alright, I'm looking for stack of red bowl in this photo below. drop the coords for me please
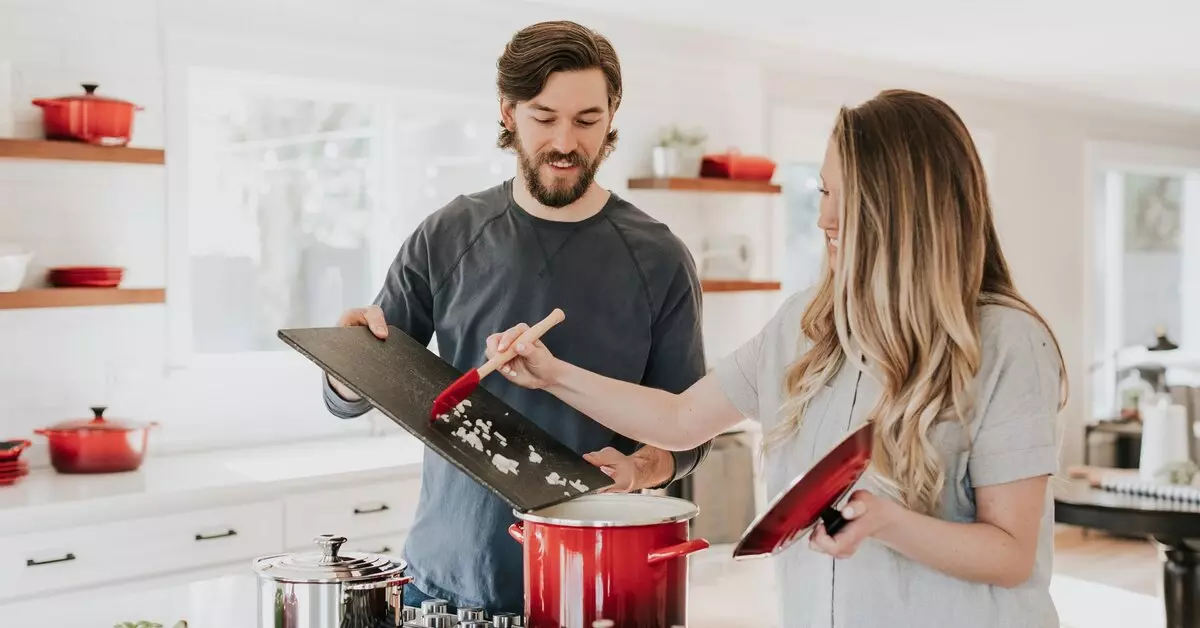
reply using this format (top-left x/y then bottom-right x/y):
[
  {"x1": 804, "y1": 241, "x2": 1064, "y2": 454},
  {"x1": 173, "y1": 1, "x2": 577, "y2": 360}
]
[
  {"x1": 47, "y1": 266, "x2": 124, "y2": 288},
  {"x1": 0, "y1": 440, "x2": 31, "y2": 487}
]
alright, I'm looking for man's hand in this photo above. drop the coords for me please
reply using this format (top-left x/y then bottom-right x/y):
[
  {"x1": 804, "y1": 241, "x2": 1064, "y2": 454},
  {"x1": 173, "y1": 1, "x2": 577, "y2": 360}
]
[
  {"x1": 583, "y1": 446, "x2": 674, "y2": 493},
  {"x1": 327, "y1": 305, "x2": 389, "y2": 402}
]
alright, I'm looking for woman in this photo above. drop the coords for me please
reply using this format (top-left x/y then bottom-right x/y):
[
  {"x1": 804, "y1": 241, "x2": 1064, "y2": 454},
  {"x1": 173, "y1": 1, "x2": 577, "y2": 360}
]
[{"x1": 487, "y1": 89, "x2": 1067, "y2": 628}]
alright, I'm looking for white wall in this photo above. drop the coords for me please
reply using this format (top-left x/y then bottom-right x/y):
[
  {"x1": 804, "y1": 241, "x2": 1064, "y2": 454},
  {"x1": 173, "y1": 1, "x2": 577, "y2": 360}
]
[{"x1": 3, "y1": 0, "x2": 1200, "y2": 468}]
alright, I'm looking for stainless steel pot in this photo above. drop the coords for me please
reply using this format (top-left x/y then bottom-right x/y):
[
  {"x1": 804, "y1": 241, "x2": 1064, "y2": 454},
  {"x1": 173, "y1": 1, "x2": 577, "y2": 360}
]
[{"x1": 252, "y1": 534, "x2": 412, "y2": 628}]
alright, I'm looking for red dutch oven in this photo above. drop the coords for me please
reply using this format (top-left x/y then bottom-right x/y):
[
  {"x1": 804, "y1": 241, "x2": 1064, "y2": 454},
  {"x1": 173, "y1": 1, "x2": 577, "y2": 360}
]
[
  {"x1": 508, "y1": 493, "x2": 710, "y2": 628},
  {"x1": 35, "y1": 406, "x2": 158, "y2": 474},
  {"x1": 32, "y1": 84, "x2": 142, "y2": 147}
]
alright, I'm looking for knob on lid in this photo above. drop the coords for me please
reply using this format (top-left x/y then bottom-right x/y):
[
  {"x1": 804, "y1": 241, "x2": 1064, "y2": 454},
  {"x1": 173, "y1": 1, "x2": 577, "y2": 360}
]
[{"x1": 252, "y1": 534, "x2": 406, "y2": 583}]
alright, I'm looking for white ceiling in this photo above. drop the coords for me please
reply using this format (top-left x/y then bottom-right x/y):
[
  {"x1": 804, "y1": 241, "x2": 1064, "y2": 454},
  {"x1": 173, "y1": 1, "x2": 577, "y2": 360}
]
[{"x1": 526, "y1": 0, "x2": 1200, "y2": 114}]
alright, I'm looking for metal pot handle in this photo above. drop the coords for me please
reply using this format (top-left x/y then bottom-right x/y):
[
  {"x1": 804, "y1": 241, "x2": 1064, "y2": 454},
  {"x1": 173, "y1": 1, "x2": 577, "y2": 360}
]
[
  {"x1": 647, "y1": 538, "x2": 710, "y2": 565},
  {"x1": 507, "y1": 522, "x2": 524, "y2": 545},
  {"x1": 347, "y1": 574, "x2": 414, "y2": 591}
]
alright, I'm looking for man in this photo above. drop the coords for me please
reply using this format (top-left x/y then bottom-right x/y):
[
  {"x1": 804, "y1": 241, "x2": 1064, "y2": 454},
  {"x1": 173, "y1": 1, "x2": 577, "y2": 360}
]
[{"x1": 323, "y1": 20, "x2": 711, "y2": 614}]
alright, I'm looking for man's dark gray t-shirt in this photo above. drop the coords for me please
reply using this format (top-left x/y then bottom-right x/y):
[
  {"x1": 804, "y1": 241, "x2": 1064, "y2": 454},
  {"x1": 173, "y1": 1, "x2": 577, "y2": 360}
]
[{"x1": 323, "y1": 179, "x2": 709, "y2": 613}]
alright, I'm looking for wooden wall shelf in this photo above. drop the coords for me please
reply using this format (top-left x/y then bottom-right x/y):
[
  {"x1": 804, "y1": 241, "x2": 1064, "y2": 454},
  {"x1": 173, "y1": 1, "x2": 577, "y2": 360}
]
[
  {"x1": 0, "y1": 139, "x2": 165, "y2": 165},
  {"x1": 0, "y1": 288, "x2": 166, "y2": 310},
  {"x1": 701, "y1": 280, "x2": 782, "y2": 293},
  {"x1": 628, "y1": 177, "x2": 781, "y2": 194}
]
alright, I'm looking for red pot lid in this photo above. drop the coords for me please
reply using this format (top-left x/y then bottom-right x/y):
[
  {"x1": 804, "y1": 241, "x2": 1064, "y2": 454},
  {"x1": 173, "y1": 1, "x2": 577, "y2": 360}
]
[
  {"x1": 37, "y1": 84, "x2": 137, "y2": 106},
  {"x1": 41, "y1": 406, "x2": 150, "y2": 432},
  {"x1": 733, "y1": 421, "x2": 874, "y2": 559}
]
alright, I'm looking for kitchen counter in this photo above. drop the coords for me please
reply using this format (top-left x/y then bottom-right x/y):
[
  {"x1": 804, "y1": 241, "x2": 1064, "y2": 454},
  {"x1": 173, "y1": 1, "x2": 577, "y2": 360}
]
[
  {"x1": 0, "y1": 541, "x2": 782, "y2": 628},
  {"x1": 0, "y1": 433, "x2": 426, "y2": 535}
]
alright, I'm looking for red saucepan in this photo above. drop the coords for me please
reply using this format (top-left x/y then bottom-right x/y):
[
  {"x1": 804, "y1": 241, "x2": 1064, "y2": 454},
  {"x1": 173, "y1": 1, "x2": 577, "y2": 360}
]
[
  {"x1": 508, "y1": 493, "x2": 710, "y2": 628},
  {"x1": 32, "y1": 84, "x2": 142, "y2": 147},
  {"x1": 35, "y1": 406, "x2": 158, "y2": 473},
  {"x1": 733, "y1": 420, "x2": 874, "y2": 559}
]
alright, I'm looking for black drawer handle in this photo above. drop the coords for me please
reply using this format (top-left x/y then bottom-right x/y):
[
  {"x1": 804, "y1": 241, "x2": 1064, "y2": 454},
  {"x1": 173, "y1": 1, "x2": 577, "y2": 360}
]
[
  {"x1": 353, "y1": 504, "x2": 390, "y2": 515},
  {"x1": 195, "y1": 529, "x2": 238, "y2": 541},
  {"x1": 27, "y1": 553, "x2": 76, "y2": 567}
]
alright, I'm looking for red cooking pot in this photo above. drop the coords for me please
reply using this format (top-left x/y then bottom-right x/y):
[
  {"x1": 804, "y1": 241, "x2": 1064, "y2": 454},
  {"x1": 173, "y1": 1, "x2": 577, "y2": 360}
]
[
  {"x1": 32, "y1": 84, "x2": 142, "y2": 147},
  {"x1": 508, "y1": 493, "x2": 710, "y2": 628},
  {"x1": 35, "y1": 406, "x2": 158, "y2": 473}
]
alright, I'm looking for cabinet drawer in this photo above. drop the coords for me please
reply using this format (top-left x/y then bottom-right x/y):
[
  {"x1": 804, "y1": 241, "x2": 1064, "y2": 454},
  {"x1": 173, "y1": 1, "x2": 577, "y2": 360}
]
[
  {"x1": 283, "y1": 478, "x2": 419, "y2": 550},
  {"x1": 0, "y1": 500, "x2": 282, "y2": 601},
  {"x1": 344, "y1": 532, "x2": 410, "y2": 560}
]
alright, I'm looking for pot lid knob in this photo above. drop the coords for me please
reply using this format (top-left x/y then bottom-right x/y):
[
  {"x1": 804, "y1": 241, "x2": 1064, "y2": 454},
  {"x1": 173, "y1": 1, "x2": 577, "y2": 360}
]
[
  {"x1": 90, "y1": 406, "x2": 107, "y2": 422},
  {"x1": 82, "y1": 83, "x2": 98, "y2": 94},
  {"x1": 314, "y1": 534, "x2": 347, "y2": 564}
]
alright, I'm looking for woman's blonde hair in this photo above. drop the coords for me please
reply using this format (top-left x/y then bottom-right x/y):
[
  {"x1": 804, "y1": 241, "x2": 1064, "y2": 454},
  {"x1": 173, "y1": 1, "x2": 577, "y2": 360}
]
[{"x1": 771, "y1": 89, "x2": 1068, "y2": 515}]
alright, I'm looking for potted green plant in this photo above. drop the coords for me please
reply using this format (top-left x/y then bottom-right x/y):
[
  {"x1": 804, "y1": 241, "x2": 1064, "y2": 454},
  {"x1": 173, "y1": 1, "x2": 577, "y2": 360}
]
[{"x1": 652, "y1": 125, "x2": 707, "y2": 178}]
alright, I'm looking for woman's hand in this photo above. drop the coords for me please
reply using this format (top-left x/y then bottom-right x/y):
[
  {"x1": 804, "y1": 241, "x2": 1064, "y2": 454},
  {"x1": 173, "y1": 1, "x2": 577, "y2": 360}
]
[
  {"x1": 485, "y1": 323, "x2": 562, "y2": 390},
  {"x1": 808, "y1": 489, "x2": 900, "y2": 559}
]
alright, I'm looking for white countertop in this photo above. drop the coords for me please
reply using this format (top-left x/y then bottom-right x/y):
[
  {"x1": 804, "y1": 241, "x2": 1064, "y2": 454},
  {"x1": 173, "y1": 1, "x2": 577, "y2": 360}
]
[
  {"x1": 0, "y1": 420, "x2": 760, "y2": 536},
  {"x1": 0, "y1": 433, "x2": 426, "y2": 535}
]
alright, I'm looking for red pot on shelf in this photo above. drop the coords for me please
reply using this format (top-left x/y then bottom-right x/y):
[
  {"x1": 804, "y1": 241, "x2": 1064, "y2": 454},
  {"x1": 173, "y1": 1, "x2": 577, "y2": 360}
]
[
  {"x1": 700, "y1": 151, "x2": 777, "y2": 181},
  {"x1": 32, "y1": 84, "x2": 142, "y2": 147},
  {"x1": 35, "y1": 406, "x2": 157, "y2": 473},
  {"x1": 507, "y1": 493, "x2": 710, "y2": 628}
]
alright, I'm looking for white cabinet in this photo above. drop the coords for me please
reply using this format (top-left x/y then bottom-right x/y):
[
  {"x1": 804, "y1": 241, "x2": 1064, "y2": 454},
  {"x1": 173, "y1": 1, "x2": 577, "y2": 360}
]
[
  {"x1": 345, "y1": 532, "x2": 410, "y2": 560},
  {"x1": 283, "y1": 478, "x2": 420, "y2": 550},
  {"x1": 0, "y1": 500, "x2": 282, "y2": 602},
  {"x1": 0, "y1": 436, "x2": 425, "y2": 613}
]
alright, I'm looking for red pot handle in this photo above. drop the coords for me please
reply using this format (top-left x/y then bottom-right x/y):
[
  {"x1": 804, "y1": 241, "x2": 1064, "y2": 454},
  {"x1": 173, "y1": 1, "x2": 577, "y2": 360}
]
[
  {"x1": 647, "y1": 538, "x2": 710, "y2": 565},
  {"x1": 508, "y1": 522, "x2": 525, "y2": 545}
]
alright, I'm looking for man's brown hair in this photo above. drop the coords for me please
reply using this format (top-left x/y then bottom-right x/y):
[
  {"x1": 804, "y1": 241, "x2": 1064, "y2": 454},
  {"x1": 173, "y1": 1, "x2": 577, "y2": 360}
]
[{"x1": 496, "y1": 20, "x2": 622, "y2": 151}]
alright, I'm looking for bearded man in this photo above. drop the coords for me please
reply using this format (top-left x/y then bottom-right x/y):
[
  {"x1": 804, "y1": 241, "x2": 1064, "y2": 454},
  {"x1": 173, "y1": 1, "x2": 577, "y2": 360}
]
[{"x1": 323, "y1": 20, "x2": 711, "y2": 615}]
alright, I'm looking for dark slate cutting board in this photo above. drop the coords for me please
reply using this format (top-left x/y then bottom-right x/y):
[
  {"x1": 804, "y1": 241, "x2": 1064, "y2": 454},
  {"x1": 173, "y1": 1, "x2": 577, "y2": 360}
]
[{"x1": 278, "y1": 325, "x2": 613, "y2": 513}]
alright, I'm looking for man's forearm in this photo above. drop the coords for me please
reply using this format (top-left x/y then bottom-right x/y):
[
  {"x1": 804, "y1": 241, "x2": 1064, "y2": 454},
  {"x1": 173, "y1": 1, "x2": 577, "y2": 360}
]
[
  {"x1": 323, "y1": 373, "x2": 372, "y2": 419},
  {"x1": 327, "y1": 373, "x2": 361, "y2": 402}
]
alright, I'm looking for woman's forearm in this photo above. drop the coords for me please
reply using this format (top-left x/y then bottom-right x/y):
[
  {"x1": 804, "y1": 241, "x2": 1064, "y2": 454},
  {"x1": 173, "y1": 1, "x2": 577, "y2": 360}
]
[
  {"x1": 544, "y1": 359, "x2": 707, "y2": 451},
  {"x1": 875, "y1": 506, "x2": 1035, "y2": 588}
]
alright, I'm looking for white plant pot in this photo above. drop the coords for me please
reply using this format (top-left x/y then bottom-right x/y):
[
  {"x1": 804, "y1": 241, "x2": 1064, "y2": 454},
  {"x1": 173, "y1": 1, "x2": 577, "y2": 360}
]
[{"x1": 652, "y1": 146, "x2": 680, "y2": 178}]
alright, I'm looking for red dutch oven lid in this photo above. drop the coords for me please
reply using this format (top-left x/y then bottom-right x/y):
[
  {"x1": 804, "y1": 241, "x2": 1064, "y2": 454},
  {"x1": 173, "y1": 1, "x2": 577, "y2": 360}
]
[
  {"x1": 33, "y1": 84, "x2": 141, "y2": 108},
  {"x1": 39, "y1": 406, "x2": 152, "y2": 433},
  {"x1": 733, "y1": 421, "x2": 874, "y2": 559}
]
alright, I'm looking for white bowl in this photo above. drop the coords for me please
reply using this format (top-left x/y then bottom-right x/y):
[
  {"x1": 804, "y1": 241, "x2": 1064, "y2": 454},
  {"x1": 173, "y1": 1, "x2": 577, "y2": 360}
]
[{"x1": 0, "y1": 248, "x2": 32, "y2": 292}]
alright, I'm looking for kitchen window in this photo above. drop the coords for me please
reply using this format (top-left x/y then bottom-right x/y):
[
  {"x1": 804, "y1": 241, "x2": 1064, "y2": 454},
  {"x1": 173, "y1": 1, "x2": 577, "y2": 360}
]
[
  {"x1": 177, "y1": 69, "x2": 513, "y2": 363},
  {"x1": 1087, "y1": 143, "x2": 1200, "y2": 420}
]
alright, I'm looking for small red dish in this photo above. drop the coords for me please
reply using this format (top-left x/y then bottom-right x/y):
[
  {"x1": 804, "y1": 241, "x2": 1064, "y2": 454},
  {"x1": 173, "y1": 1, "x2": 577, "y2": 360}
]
[
  {"x1": 48, "y1": 266, "x2": 124, "y2": 288},
  {"x1": 0, "y1": 439, "x2": 31, "y2": 462},
  {"x1": 0, "y1": 460, "x2": 27, "y2": 486},
  {"x1": 733, "y1": 421, "x2": 874, "y2": 559}
]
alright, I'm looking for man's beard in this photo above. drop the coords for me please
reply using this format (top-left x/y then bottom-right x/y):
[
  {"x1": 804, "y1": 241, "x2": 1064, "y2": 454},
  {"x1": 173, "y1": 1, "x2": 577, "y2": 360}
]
[{"x1": 515, "y1": 135, "x2": 603, "y2": 209}]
